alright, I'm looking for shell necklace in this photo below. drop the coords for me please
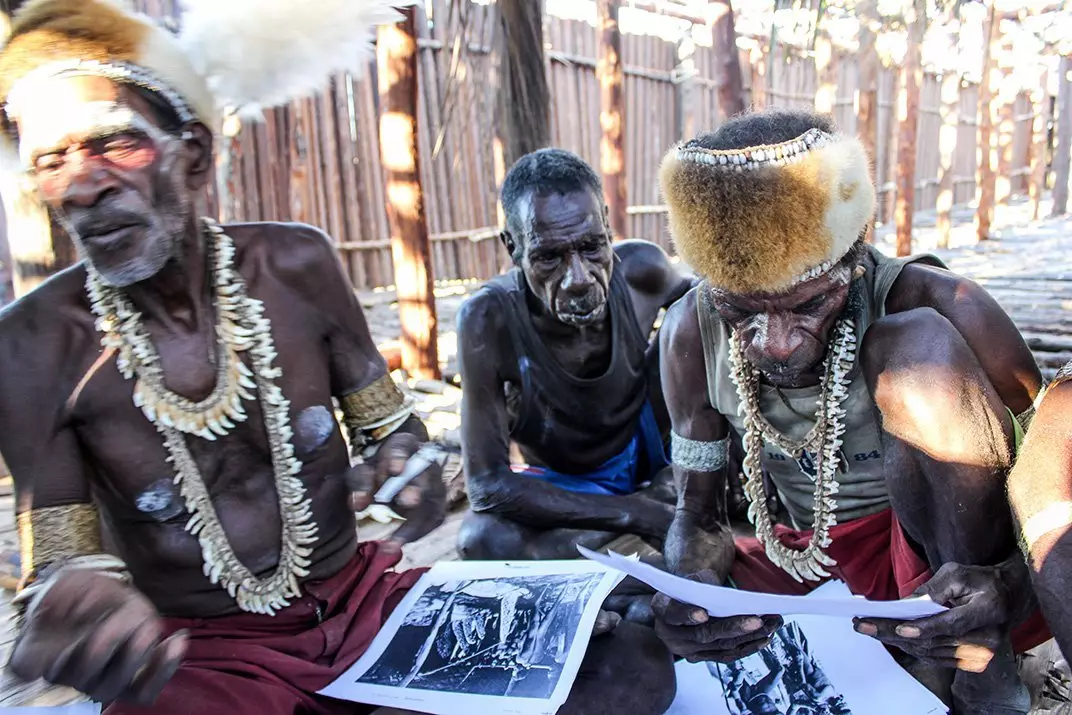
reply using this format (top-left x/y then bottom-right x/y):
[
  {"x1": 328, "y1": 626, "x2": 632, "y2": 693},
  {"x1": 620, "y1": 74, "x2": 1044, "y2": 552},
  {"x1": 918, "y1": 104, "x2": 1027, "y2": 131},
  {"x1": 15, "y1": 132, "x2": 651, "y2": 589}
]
[
  {"x1": 86, "y1": 219, "x2": 318, "y2": 614},
  {"x1": 727, "y1": 316, "x2": 857, "y2": 583}
]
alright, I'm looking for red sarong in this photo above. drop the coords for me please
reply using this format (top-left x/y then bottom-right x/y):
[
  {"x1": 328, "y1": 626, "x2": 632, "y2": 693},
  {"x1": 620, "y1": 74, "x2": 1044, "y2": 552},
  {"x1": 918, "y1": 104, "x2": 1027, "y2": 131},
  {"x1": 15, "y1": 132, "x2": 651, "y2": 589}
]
[
  {"x1": 106, "y1": 540, "x2": 424, "y2": 715},
  {"x1": 730, "y1": 508, "x2": 1049, "y2": 653}
]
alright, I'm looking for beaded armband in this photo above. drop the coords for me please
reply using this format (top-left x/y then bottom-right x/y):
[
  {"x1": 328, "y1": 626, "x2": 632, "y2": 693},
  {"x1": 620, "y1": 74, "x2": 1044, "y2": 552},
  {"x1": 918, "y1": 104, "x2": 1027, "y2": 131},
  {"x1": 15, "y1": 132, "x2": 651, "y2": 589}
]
[
  {"x1": 340, "y1": 374, "x2": 416, "y2": 454},
  {"x1": 17, "y1": 504, "x2": 103, "y2": 586},
  {"x1": 671, "y1": 433, "x2": 729, "y2": 473}
]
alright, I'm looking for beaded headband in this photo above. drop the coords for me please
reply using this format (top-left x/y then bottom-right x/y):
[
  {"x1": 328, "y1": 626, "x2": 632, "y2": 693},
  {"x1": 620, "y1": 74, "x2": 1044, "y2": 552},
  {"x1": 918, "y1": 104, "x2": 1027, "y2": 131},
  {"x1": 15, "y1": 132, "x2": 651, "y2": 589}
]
[
  {"x1": 659, "y1": 122, "x2": 875, "y2": 295},
  {"x1": 5, "y1": 59, "x2": 197, "y2": 126}
]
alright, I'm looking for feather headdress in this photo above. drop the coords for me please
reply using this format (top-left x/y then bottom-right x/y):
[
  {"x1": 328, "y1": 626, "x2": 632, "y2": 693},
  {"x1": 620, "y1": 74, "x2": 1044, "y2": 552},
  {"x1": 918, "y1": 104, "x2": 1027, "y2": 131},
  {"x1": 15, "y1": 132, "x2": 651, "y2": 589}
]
[
  {"x1": 179, "y1": 0, "x2": 417, "y2": 119},
  {"x1": 0, "y1": 0, "x2": 417, "y2": 133}
]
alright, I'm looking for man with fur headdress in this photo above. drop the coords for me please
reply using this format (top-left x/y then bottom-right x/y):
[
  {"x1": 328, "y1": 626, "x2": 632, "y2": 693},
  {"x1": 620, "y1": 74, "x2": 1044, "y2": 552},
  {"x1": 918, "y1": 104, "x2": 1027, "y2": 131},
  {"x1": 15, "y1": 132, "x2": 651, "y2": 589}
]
[
  {"x1": 0, "y1": 1, "x2": 675, "y2": 713},
  {"x1": 650, "y1": 108, "x2": 1049, "y2": 713}
]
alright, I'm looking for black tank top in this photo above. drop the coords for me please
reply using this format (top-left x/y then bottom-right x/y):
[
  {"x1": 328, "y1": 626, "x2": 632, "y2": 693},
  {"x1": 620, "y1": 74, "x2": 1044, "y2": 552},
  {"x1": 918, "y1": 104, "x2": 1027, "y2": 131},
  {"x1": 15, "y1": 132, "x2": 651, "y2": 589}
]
[{"x1": 481, "y1": 262, "x2": 651, "y2": 473}]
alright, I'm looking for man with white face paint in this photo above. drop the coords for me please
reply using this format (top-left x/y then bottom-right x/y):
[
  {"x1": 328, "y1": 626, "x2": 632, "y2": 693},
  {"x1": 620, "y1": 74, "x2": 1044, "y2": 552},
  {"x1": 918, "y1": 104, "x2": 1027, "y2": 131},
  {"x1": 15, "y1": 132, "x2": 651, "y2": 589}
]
[
  {"x1": 651, "y1": 109, "x2": 1053, "y2": 713},
  {"x1": 0, "y1": 4, "x2": 676, "y2": 713},
  {"x1": 456, "y1": 150, "x2": 694, "y2": 617}
]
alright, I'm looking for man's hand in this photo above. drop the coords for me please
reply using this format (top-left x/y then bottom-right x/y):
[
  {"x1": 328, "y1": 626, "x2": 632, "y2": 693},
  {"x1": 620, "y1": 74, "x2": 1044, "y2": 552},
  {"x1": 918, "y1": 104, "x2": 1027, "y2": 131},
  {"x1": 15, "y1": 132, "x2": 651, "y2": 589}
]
[
  {"x1": 347, "y1": 431, "x2": 446, "y2": 544},
  {"x1": 10, "y1": 569, "x2": 186, "y2": 705},
  {"x1": 651, "y1": 569, "x2": 783, "y2": 663},
  {"x1": 853, "y1": 562, "x2": 1011, "y2": 673}
]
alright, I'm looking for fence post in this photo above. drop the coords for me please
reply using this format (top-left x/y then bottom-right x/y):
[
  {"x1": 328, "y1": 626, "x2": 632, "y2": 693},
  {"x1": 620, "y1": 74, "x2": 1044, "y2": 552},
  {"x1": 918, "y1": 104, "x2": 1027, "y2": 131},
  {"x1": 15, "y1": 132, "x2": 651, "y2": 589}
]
[
  {"x1": 377, "y1": 9, "x2": 440, "y2": 381},
  {"x1": 995, "y1": 72, "x2": 1016, "y2": 206},
  {"x1": 710, "y1": 0, "x2": 745, "y2": 118},
  {"x1": 1053, "y1": 56, "x2": 1072, "y2": 216},
  {"x1": 894, "y1": 0, "x2": 924, "y2": 257},
  {"x1": 936, "y1": 73, "x2": 961, "y2": 248},
  {"x1": 597, "y1": 0, "x2": 628, "y2": 239},
  {"x1": 1029, "y1": 67, "x2": 1050, "y2": 221},
  {"x1": 974, "y1": 0, "x2": 999, "y2": 240},
  {"x1": 674, "y1": 33, "x2": 697, "y2": 140},
  {"x1": 814, "y1": 33, "x2": 837, "y2": 116}
]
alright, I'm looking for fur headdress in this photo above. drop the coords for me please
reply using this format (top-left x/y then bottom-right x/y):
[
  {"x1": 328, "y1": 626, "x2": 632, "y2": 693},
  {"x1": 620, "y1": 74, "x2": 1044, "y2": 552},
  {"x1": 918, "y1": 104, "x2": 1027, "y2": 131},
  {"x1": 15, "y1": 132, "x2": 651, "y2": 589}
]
[
  {"x1": 659, "y1": 126, "x2": 876, "y2": 295},
  {"x1": 0, "y1": 0, "x2": 416, "y2": 147}
]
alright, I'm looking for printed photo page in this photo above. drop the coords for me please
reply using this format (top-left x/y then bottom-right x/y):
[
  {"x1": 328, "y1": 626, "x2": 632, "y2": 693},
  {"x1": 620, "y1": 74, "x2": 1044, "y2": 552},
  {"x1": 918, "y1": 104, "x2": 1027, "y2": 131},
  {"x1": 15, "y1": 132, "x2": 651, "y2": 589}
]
[
  {"x1": 667, "y1": 581, "x2": 949, "y2": 715},
  {"x1": 319, "y1": 559, "x2": 623, "y2": 715}
]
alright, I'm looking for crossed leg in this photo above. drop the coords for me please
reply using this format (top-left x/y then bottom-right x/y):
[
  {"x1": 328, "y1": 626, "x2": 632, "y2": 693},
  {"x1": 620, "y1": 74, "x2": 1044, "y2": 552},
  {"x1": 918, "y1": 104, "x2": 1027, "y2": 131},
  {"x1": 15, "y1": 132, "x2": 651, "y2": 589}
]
[{"x1": 863, "y1": 307, "x2": 1029, "y2": 713}]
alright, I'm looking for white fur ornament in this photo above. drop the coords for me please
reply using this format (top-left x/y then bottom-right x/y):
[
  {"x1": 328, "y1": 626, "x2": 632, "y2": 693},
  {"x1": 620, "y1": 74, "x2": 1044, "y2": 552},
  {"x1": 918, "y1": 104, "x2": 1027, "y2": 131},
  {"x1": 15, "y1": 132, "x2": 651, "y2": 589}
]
[{"x1": 178, "y1": 0, "x2": 418, "y2": 119}]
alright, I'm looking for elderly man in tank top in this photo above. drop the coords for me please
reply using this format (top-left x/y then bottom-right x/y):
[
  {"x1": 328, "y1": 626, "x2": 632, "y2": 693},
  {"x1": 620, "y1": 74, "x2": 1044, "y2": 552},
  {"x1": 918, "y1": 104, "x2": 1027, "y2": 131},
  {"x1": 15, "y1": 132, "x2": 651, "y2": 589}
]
[
  {"x1": 456, "y1": 149, "x2": 693, "y2": 579},
  {"x1": 651, "y1": 108, "x2": 1048, "y2": 713}
]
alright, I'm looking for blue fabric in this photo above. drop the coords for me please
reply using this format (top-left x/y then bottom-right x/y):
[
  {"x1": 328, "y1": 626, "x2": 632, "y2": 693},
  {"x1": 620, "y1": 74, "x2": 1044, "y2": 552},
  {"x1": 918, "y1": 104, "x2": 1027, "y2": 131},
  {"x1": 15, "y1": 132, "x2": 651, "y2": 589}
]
[{"x1": 520, "y1": 402, "x2": 670, "y2": 496}]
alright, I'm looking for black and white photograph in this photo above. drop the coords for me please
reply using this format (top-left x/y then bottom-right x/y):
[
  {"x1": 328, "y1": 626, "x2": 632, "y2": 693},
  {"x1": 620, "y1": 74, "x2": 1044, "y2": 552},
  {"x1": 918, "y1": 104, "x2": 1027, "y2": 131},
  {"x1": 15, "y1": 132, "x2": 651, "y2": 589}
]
[
  {"x1": 320, "y1": 560, "x2": 622, "y2": 715},
  {"x1": 357, "y1": 572, "x2": 602, "y2": 697},
  {"x1": 666, "y1": 581, "x2": 948, "y2": 715},
  {"x1": 710, "y1": 622, "x2": 851, "y2": 715}
]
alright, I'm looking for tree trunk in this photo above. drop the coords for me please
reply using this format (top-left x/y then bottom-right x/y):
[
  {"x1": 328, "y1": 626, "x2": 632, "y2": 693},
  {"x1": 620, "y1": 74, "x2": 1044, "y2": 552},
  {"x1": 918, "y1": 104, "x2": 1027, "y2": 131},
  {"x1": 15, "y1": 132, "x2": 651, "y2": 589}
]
[
  {"x1": 1052, "y1": 55, "x2": 1072, "y2": 216},
  {"x1": 935, "y1": 72, "x2": 961, "y2": 248},
  {"x1": 975, "y1": 0, "x2": 999, "y2": 238},
  {"x1": 1029, "y1": 69, "x2": 1050, "y2": 221},
  {"x1": 597, "y1": 0, "x2": 628, "y2": 239},
  {"x1": 493, "y1": 0, "x2": 551, "y2": 175},
  {"x1": 710, "y1": 0, "x2": 745, "y2": 119},
  {"x1": 894, "y1": 0, "x2": 925, "y2": 257},
  {"x1": 377, "y1": 9, "x2": 440, "y2": 381}
]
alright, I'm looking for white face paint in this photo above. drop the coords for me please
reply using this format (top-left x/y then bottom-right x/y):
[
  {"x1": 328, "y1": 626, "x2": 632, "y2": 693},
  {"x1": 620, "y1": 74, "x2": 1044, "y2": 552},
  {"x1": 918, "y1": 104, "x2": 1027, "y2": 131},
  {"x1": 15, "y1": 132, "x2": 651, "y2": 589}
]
[{"x1": 17, "y1": 101, "x2": 167, "y2": 173}]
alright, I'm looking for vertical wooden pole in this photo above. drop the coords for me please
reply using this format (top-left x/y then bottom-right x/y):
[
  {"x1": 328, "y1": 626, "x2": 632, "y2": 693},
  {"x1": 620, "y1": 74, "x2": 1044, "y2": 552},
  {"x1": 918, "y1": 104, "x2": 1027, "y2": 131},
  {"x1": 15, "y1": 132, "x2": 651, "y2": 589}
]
[
  {"x1": 814, "y1": 33, "x2": 837, "y2": 115},
  {"x1": 710, "y1": 0, "x2": 746, "y2": 119},
  {"x1": 493, "y1": 0, "x2": 551, "y2": 174},
  {"x1": 1029, "y1": 68, "x2": 1050, "y2": 222},
  {"x1": 215, "y1": 112, "x2": 242, "y2": 224},
  {"x1": 597, "y1": 0, "x2": 627, "y2": 239},
  {"x1": 674, "y1": 34, "x2": 697, "y2": 141},
  {"x1": 894, "y1": 0, "x2": 925, "y2": 257},
  {"x1": 1052, "y1": 56, "x2": 1072, "y2": 216},
  {"x1": 936, "y1": 72, "x2": 961, "y2": 248},
  {"x1": 974, "y1": 0, "x2": 999, "y2": 239},
  {"x1": 856, "y1": 2, "x2": 879, "y2": 242},
  {"x1": 378, "y1": 9, "x2": 440, "y2": 381},
  {"x1": 995, "y1": 72, "x2": 1015, "y2": 206}
]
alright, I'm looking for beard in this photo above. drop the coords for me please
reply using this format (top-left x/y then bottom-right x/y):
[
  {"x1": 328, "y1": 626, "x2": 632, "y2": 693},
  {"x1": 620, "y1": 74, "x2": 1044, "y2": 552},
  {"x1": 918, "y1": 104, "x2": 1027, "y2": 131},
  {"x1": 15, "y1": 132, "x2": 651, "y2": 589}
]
[{"x1": 61, "y1": 150, "x2": 192, "y2": 288}]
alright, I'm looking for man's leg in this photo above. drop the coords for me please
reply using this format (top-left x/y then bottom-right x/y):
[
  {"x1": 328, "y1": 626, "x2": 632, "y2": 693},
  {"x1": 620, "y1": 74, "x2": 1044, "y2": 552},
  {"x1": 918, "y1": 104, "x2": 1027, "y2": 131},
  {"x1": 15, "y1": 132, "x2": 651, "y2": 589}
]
[
  {"x1": 863, "y1": 307, "x2": 1028, "y2": 714},
  {"x1": 457, "y1": 511, "x2": 618, "y2": 561},
  {"x1": 561, "y1": 621, "x2": 676, "y2": 715}
]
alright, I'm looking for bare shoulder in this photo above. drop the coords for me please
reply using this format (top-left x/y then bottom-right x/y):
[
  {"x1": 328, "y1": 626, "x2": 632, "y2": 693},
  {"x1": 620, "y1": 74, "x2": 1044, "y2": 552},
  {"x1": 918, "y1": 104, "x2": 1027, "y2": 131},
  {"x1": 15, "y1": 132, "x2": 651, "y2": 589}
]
[
  {"x1": 659, "y1": 284, "x2": 702, "y2": 354},
  {"x1": 0, "y1": 263, "x2": 96, "y2": 400},
  {"x1": 225, "y1": 221, "x2": 339, "y2": 278},
  {"x1": 614, "y1": 239, "x2": 685, "y2": 297},
  {"x1": 455, "y1": 284, "x2": 510, "y2": 360},
  {"x1": 885, "y1": 261, "x2": 991, "y2": 314}
]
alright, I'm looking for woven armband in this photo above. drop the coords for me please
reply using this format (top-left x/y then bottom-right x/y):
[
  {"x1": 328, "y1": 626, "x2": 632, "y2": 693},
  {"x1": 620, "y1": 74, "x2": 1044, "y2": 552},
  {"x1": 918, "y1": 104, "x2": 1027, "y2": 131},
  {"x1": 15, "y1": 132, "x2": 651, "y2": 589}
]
[
  {"x1": 340, "y1": 374, "x2": 416, "y2": 454},
  {"x1": 671, "y1": 433, "x2": 729, "y2": 472},
  {"x1": 17, "y1": 503, "x2": 103, "y2": 586},
  {"x1": 1019, "y1": 500, "x2": 1072, "y2": 558}
]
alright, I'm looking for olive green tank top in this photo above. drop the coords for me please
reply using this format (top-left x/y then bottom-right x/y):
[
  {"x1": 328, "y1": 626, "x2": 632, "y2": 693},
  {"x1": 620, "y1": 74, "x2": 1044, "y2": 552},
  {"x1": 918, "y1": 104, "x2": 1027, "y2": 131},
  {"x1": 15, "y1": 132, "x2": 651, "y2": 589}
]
[{"x1": 697, "y1": 246, "x2": 946, "y2": 529}]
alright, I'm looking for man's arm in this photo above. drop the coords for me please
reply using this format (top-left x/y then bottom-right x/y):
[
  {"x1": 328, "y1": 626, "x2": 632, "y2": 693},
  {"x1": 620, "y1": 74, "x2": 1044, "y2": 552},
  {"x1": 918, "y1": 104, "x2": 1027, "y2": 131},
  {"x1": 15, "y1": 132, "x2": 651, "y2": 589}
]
[
  {"x1": 269, "y1": 223, "x2": 442, "y2": 542},
  {"x1": 1008, "y1": 379, "x2": 1072, "y2": 659},
  {"x1": 0, "y1": 304, "x2": 182, "y2": 705},
  {"x1": 888, "y1": 264, "x2": 1043, "y2": 414},
  {"x1": 650, "y1": 292, "x2": 783, "y2": 662},
  {"x1": 456, "y1": 291, "x2": 673, "y2": 538},
  {"x1": 657, "y1": 293, "x2": 735, "y2": 579}
]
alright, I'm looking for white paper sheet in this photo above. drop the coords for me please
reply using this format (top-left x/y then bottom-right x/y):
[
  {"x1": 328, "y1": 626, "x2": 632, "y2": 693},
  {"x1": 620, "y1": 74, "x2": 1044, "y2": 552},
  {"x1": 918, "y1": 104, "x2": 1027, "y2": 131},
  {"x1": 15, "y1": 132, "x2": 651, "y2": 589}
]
[
  {"x1": 319, "y1": 559, "x2": 623, "y2": 715},
  {"x1": 667, "y1": 581, "x2": 948, "y2": 715},
  {"x1": 579, "y1": 547, "x2": 946, "y2": 619}
]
